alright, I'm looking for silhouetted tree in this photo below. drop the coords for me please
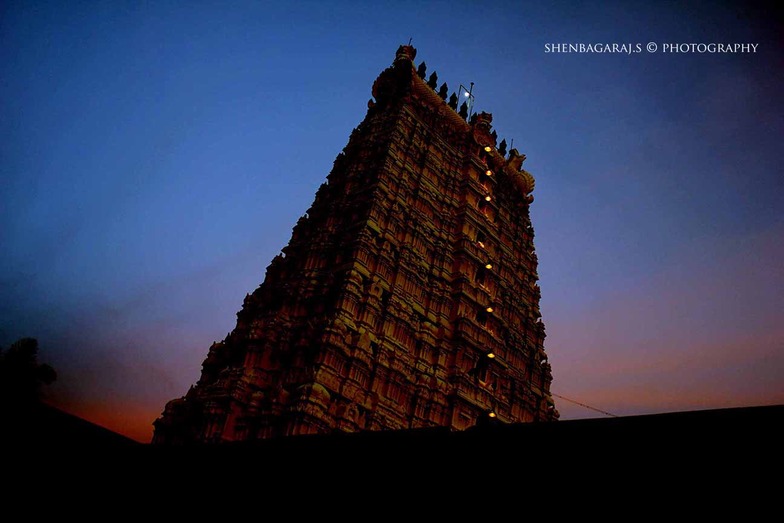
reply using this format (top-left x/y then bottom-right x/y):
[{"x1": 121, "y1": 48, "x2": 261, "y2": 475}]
[{"x1": 0, "y1": 338, "x2": 56, "y2": 409}]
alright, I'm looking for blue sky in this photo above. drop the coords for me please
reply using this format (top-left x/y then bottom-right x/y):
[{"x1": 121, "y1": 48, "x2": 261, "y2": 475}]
[{"x1": 2, "y1": 1, "x2": 782, "y2": 441}]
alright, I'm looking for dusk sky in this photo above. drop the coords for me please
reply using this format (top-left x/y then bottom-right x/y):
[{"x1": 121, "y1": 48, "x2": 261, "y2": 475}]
[{"x1": 2, "y1": 1, "x2": 782, "y2": 442}]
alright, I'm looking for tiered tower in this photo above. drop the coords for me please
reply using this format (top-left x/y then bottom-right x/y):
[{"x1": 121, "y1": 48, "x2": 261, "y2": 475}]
[{"x1": 153, "y1": 45, "x2": 557, "y2": 444}]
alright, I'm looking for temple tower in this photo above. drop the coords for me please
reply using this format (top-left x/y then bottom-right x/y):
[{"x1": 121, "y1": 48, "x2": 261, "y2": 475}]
[{"x1": 153, "y1": 45, "x2": 557, "y2": 444}]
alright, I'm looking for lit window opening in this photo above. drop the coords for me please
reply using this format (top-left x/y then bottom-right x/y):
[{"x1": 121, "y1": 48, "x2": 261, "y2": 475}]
[{"x1": 476, "y1": 230, "x2": 487, "y2": 248}]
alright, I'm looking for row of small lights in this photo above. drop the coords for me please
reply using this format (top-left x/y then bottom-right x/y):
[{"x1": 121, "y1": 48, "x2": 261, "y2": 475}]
[
  {"x1": 484, "y1": 147, "x2": 494, "y2": 206},
  {"x1": 478, "y1": 143, "x2": 550, "y2": 419},
  {"x1": 482, "y1": 145, "x2": 497, "y2": 420}
]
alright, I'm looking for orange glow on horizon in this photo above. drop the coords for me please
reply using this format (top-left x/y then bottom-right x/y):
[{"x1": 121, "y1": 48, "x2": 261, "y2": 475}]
[{"x1": 48, "y1": 398, "x2": 157, "y2": 443}]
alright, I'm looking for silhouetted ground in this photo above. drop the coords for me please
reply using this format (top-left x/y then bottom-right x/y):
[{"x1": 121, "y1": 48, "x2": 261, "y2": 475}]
[
  {"x1": 5, "y1": 403, "x2": 781, "y2": 499},
  {"x1": 4, "y1": 402, "x2": 139, "y2": 448}
]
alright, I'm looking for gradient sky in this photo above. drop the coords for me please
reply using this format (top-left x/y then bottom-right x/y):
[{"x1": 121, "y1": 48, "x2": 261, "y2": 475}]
[{"x1": 2, "y1": 1, "x2": 782, "y2": 442}]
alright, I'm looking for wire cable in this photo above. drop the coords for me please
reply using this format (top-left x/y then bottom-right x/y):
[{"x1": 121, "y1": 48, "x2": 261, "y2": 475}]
[{"x1": 552, "y1": 393, "x2": 618, "y2": 417}]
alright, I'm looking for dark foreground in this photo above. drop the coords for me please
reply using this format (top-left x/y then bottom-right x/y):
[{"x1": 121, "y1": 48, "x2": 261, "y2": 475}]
[{"x1": 4, "y1": 403, "x2": 781, "y2": 500}]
